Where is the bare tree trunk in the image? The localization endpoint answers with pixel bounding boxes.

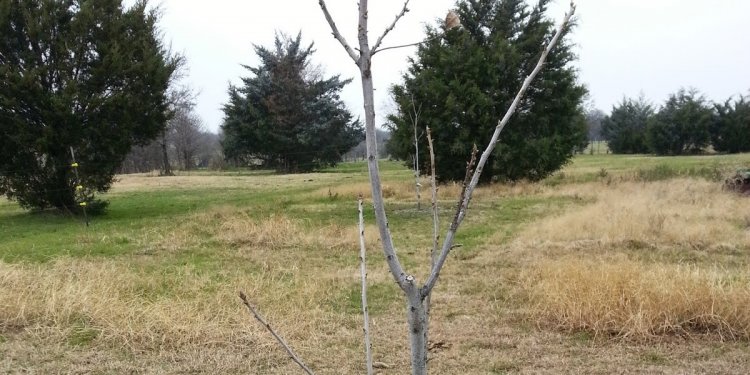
[160,130,173,176]
[406,287,427,374]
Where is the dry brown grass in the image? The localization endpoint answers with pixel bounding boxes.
[506,178,750,342]
[110,171,343,193]
[0,254,387,373]
[523,258,750,340]
[0,203,405,373]
[512,179,750,252]
[195,207,382,253]
[0,258,254,351]
[5,163,750,373]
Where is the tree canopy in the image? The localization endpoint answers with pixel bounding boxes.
[387,0,587,182]
[646,89,712,155]
[221,33,363,173]
[711,95,750,154]
[601,97,653,154]
[0,0,179,212]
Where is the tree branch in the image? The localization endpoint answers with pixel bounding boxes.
[371,40,424,55]
[238,292,315,375]
[372,34,446,56]
[317,0,360,63]
[342,0,411,292]
[371,0,411,55]
[422,2,577,297]
[357,196,374,375]
[423,127,439,359]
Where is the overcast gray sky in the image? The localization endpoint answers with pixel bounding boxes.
[149,0,750,133]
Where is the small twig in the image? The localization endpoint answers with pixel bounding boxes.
[357,196,374,375]
[371,0,411,54]
[372,34,443,55]
[238,292,315,375]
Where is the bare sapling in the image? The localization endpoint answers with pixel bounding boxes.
[423,126,439,354]
[315,1,576,374]
[358,196,374,375]
[410,95,423,209]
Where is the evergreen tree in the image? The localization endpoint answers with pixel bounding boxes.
[0,0,179,212]
[711,95,750,153]
[221,33,363,173]
[387,0,587,182]
[647,89,712,155]
[601,97,653,154]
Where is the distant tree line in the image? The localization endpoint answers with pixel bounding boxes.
[343,129,391,161]
[597,88,750,155]
[120,88,223,174]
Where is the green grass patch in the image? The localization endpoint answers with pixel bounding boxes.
[331,281,401,316]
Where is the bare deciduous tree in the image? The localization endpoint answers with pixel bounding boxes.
[317,1,577,374]
[171,109,206,170]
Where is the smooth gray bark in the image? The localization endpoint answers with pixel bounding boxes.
[358,197,374,375]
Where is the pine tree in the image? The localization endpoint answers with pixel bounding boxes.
[647,89,712,155]
[221,33,363,173]
[601,97,653,154]
[0,0,179,212]
[387,0,587,182]
[711,95,750,153]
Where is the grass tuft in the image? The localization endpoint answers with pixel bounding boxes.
[523,258,750,340]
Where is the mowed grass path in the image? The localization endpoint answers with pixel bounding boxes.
[2,156,750,373]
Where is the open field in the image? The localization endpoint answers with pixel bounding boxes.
[2,154,750,374]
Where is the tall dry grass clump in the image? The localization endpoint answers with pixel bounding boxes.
[510,177,750,340]
[0,254,352,348]
[0,258,258,351]
[523,258,750,340]
[515,179,750,251]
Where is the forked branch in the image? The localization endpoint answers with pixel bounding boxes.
[239,292,315,375]
[371,0,411,55]
[422,2,577,297]
[317,0,360,63]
